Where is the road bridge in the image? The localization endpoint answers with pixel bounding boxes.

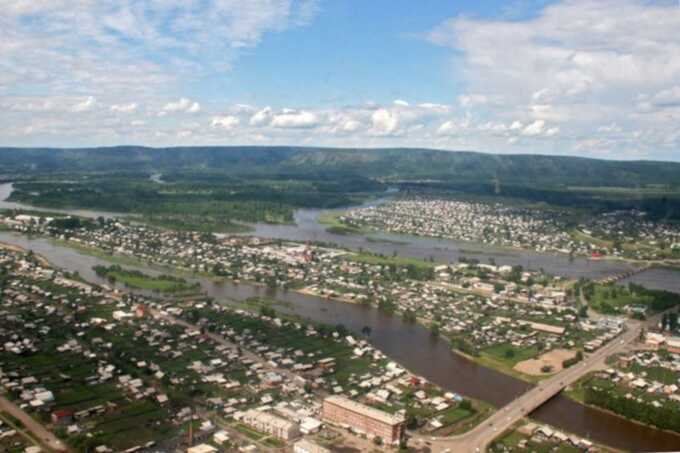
[420,314,658,452]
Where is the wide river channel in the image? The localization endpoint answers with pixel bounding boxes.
[2,183,680,450]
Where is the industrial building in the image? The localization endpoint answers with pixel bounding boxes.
[241,409,300,441]
[322,396,405,444]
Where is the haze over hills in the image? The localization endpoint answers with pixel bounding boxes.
[2,146,680,188]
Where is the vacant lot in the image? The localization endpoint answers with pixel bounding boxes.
[514,349,576,375]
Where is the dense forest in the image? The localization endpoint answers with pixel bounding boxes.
[4,146,680,227]
[3,146,680,188]
[6,173,382,232]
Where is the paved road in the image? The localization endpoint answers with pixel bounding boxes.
[0,395,70,452]
[422,317,652,452]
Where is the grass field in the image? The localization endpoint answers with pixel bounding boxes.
[349,251,436,270]
[97,267,199,293]
[317,211,366,235]
[587,284,652,314]
[473,343,543,382]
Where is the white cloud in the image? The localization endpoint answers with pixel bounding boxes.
[341,119,361,133]
[437,121,458,136]
[270,110,318,128]
[509,121,523,131]
[369,109,400,136]
[393,99,410,107]
[418,103,451,112]
[211,115,240,130]
[598,123,622,134]
[545,126,560,137]
[0,1,319,103]
[521,120,545,137]
[249,107,273,126]
[458,94,488,108]
[652,86,680,108]
[111,103,138,113]
[71,96,97,112]
[162,98,201,114]
[428,0,680,157]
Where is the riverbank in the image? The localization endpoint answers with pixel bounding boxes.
[317,211,366,235]
[0,241,50,267]
[92,264,201,293]
[564,374,680,439]
[330,211,680,269]
[22,233,598,389]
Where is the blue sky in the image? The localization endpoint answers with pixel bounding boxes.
[1,0,680,161]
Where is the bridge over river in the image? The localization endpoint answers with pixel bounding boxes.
[423,313,655,452]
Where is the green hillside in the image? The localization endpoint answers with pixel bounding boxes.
[2,146,680,188]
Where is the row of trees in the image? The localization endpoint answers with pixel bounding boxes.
[584,384,680,433]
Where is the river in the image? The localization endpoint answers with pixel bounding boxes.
[0,182,640,279]
[3,183,680,450]
[246,206,639,280]
[1,231,679,451]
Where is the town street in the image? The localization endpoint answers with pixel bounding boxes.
[0,395,70,452]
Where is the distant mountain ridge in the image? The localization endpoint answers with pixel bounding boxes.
[2,146,680,188]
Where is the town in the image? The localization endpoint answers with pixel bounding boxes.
[1,210,680,451]
[339,197,680,261]
[0,243,487,452]
[1,213,628,380]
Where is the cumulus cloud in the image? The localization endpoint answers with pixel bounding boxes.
[162,98,201,114]
[110,103,138,113]
[458,94,488,108]
[71,96,97,113]
[270,110,318,128]
[428,0,680,156]
[249,107,273,126]
[437,120,460,136]
[521,120,546,137]
[211,115,240,130]
[370,109,400,136]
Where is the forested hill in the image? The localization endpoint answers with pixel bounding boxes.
[2,146,680,188]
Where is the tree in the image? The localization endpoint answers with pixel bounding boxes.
[335,323,348,336]
[402,309,417,323]
[430,322,440,337]
[405,411,419,429]
[259,305,276,318]
[361,326,372,337]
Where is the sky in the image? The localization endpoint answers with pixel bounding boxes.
[2,0,680,161]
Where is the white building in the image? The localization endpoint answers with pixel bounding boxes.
[241,409,300,441]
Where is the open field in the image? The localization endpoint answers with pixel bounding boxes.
[514,349,576,376]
